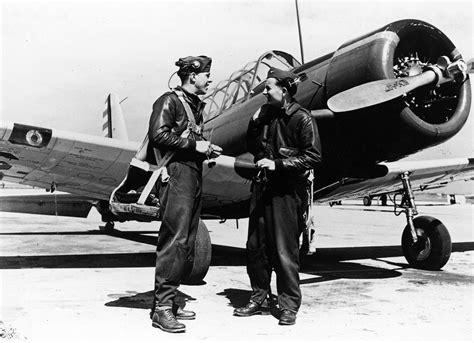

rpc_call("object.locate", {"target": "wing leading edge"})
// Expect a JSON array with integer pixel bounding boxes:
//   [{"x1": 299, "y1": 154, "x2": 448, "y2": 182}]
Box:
[{"x1": 314, "y1": 158, "x2": 474, "y2": 202}]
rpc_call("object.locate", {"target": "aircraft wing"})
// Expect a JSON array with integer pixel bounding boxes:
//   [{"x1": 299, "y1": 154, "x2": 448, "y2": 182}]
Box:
[
  {"x1": 0, "y1": 191, "x2": 94, "y2": 217},
  {"x1": 418, "y1": 177, "x2": 474, "y2": 196},
  {"x1": 315, "y1": 158, "x2": 474, "y2": 202},
  {"x1": 2, "y1": 121, "x2": 473, "y2": 216},
  {"x1": 0, "y1": 122, "x2": 139, "y2": 200}
]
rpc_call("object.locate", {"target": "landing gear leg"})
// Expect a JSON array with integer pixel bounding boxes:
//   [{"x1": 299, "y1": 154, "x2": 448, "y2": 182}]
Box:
[
  {"x1": 400, "y1": 172, "x2": 418, "y2": 244},
  {"x1": 397, "y1": 172, "x2": 452, "y2": 270}
]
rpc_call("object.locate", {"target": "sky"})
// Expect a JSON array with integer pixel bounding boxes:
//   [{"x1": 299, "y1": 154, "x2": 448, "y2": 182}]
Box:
[{"x1": 1, "y1": 0, "x2": 473, "y2": 157}]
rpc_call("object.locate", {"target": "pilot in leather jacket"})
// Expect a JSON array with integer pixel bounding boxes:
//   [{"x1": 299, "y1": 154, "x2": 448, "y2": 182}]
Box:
[
  {"x1": 147, "y1": 86, "x2": 205, "y2": 171},
  {"x1": 148, "y1": 55, "x2": 221, "y2": 334},
  {"x1": 246, "y1": 102, "x2": 322, "y2": 185},
  {"x1": 234, "y1": 67, "x2": 321, "y2": 326}
]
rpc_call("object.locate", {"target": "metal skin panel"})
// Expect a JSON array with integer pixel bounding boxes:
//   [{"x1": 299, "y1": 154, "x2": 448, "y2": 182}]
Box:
[
  {"x1": 201, "y1": 154, "x2": 254, "y2": 215},
  {"x1": 0, "y1": 122, "x2": 255, "y2": 214},
  {"x1": 203, "y1": 94, "x2": 266, "y2": 157},
  {"x1": 0, "y1": 122, "x2": 138, "y2": 200}
]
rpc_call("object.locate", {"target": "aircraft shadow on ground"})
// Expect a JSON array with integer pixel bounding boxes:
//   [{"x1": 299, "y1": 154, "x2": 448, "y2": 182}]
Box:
[
  {"x1": 216, "y1": 289, "x2": 281, "y2": 318},
  {"x1": 0, "y1": 240, "x2": 472, "y2": 270},
  {"x1": 104, "y1": 289, "x2": 195, "y2": 311},
  {"x1": 62, "y1": 239, "x2": 472, "y2": 312},
  {"x1": 103, "y1": 284, "x2": 282, "y2": 317},
  {"x1": 0, "y1": 230, "x2": 157, "y2": 237}
]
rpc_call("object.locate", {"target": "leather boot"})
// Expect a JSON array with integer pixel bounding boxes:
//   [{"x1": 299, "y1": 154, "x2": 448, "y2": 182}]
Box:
[
  {"x1": 151, "y1": 308, "x2": 186, "y2": 333},
  {"x1": 173, "y1": 304, "x2": 196, "y2": 320},
  {"x1": 278, "y1": 309, "x2": 296, "y2": 325},
  {"x1": 233, "y1": 301, "x2": 270, "y2": 317}
]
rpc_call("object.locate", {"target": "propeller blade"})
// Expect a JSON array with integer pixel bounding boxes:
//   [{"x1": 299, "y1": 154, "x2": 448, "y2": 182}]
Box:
[{"x1": 327, "y1": 70, "x2": 438, "y2": 113}]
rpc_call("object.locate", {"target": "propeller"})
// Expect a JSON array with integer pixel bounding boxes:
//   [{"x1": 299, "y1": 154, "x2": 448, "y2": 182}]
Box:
[{"x1": 327, "y1": 56, "x2": 473, "y2": 113}]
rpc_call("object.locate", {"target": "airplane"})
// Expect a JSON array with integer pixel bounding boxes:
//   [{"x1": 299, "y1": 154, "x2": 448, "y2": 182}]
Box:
[{"x1": 1, "y1": 19, "x2": 473, "y2": 285}]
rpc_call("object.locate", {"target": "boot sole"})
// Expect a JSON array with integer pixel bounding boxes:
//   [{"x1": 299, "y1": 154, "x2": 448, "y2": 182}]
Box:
[
  {"x1": 150, "y1": 313, "x2": 196, "y2": 320},
  {"x1": 233, "y1": 310, "x2": 271, "y2": 317},
  {"x1": 176, "y1": 315, "x2": 196, "y2": 320},
  {"x1": 152, "y1": 322, "x2": 186, "y2": 333}
]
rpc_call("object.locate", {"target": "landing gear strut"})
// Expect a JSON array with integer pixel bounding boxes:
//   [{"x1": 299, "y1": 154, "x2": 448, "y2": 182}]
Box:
[{"x1": 396, "y1": 172, "x2": 452, "y2": 270}]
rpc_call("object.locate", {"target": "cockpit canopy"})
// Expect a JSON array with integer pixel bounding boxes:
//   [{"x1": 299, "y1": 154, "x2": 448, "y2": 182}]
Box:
[{"x1": 203, "y1": 50, "x2": 301, "y2": 121}]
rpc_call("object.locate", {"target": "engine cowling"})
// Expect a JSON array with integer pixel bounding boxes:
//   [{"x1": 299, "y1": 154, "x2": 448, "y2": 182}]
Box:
[{"x1": 296, "y1": 19, "x2": 471, "y2": 169}]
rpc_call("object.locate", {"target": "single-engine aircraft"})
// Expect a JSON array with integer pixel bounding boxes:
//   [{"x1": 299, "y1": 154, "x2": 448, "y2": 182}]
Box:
[{"x1": 1, "y1": 19, "x2": 473, "y2": 284}]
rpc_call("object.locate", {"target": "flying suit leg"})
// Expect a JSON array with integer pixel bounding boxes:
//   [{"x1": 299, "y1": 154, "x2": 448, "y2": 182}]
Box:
[
  {"x1": 268, "y1": 186, "x2": 306, "y2": 313},
  {"x1": 153, "y1": 162, "x2": 201, "y2": 308},
  {"x1": 246, "y1": 183, "x2": 273, "y2": 305}
]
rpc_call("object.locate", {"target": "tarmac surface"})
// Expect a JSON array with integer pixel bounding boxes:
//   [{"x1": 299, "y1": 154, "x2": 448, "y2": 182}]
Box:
[{"x1": 0, "y1": 200, "x2": 473, "y2": 342}]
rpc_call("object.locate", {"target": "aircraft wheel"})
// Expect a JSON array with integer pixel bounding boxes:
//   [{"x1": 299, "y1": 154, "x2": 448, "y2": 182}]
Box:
[
  {"x1": 183, "y1": 219, "x2": 212, "y2": 285},
  {"x1": 401, "y1": 216, "x2": 452, "y2": 270},
  {"x1": 363, "y1": 196, "x2": 372, "y2": 206}
]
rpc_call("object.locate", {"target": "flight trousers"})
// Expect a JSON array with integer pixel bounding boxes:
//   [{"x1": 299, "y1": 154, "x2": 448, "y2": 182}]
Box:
[
  {"x1": 153, "y1": 162, "x2": 202, "y2": 309},
  {"x1": 246, "y1": 180, "x2": 307, "y2": 313}
]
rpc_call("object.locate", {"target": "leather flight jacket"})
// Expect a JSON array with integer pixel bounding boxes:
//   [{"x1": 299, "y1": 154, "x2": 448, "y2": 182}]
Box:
[
  {"x1": 247, "y1": 101, "x2": 322, "y2": 185},
  {"x1": 147, "y1": 86, "x2": 205, "y2": 170}
]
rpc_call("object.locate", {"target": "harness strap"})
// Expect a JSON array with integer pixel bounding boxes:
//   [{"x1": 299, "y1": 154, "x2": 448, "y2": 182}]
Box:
[
  {"x1": 174, "y1": 89, "x2": 203, "y2": 135},
  {"x1": 136, "y1": 90, "x2": 203, "y2": 204},
  {"x1": 111, "y1": 89, "x2": 203, "y2": 207}
]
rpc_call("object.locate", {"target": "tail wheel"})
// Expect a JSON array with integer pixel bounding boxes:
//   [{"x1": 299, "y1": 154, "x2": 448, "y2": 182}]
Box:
[
  {"x1": 183, "y1": 219, "x2": 212, "y2": 285},
  {"x1": 401, "y1": 216, "x2": 452, "y2": 270}
]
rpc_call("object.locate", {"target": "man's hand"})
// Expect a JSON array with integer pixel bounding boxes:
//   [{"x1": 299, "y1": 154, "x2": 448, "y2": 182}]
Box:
[
  {"x1": 256, "y1": 158, "x2": 275, "y2": 171},
  {"x1": 209, "y1": 144, "x2": 223, "y2": 158},
  {"x1": 195, "y1": 141, "x2": 211, "y2": 154},
  {"x1": 196, "y1": 141, "x2": 223, "y2": 157}
]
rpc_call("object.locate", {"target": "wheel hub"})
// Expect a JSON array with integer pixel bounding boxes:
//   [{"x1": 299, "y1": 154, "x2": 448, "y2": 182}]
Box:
[{"x1": 413, "y1": 229, "x2": 432, "y2": 261}]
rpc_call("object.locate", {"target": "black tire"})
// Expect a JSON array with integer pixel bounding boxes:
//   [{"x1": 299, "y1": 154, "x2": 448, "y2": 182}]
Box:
[
  {"x1": 401, "y1": 216, "x2": 452, "y2": 270},
  {"x1": 363, "y1": 196, "x2": 372, "y2": 206},
  {"x1": 183, "y1": 219, "x2": 212, "y2": 285}
]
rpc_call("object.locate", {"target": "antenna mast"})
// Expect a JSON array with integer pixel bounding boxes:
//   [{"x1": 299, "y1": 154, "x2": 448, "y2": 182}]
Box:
[{"x1": 295, "y1": 0, "x2": 304, "y2": 64}]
